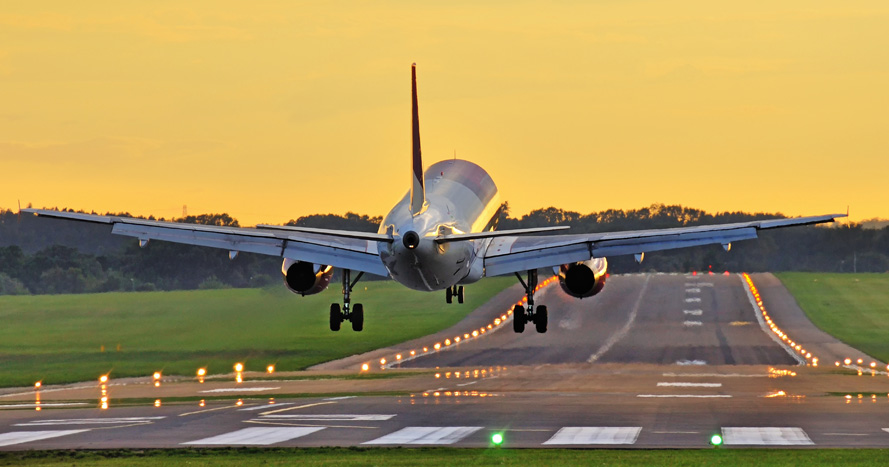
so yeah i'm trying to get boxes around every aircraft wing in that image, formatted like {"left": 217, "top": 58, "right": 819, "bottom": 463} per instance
{"left": 483, "top": 213, "right": 845, "bottom": 277}
{"left": 21, "top": 209, "right": 390, "bottom": 276}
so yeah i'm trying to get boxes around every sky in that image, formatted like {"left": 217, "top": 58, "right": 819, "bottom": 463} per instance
{"left": 2, "top": 1, "right": 887, "bottom": 225}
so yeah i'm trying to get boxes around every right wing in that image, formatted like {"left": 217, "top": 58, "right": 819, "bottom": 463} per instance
{"left": 483, "top": 213, "right": 844, "bottom": 276}
{"left": 21, "top": 209, "right": 391, "bottom": 276}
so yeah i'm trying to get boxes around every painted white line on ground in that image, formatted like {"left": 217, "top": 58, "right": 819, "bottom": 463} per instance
{"left": 0, "top": 403, "right": 89, "bottom": 409}
{"left": 637, "top": 394, "right": 732, "bottom": 398}
{"left": 823, "top": 433, "right": 869, "bottom": 436}
{"left": 0, "top": 430, "right": 89, "bottom": 447}
{"left": 675, "top": 360, "right": 707, "bottom": 366}
{"left": 683, "top": 309, "right": 703, "bottom": 316}
{"left": 662, "top": 372, "right": 767, "bottom": 378}
{"left": 543, "top": 427, "right": 641, "bottom": 445}
{"left": 883, "top": 428, "right": 889, "bottom": 434}
{"left": 652, "top": 430, "right": 700, "bottom": 434}
{"left": 240, "top": 403, "right": 295, "bottom": 411}
{"left": 657, "top": 382, "right": 722, "bottom": 388}
{"left": 259, "top": 401, "right": 337, "bottom": 416}
{"left": 683, "top": 321, "right": 703, "bottom": 327}
{"left": 182, "top": 427, "right": 324, "bottom": 445}
{"left": 16, "top": 417, "right": 164, "bottom": 426}
{"left": 363, "top": 426, "right": 483, "bottom": 445}
{"left": 324, "top": 396, "right": 356, "bottom": 401}
{"left": 722, "top": 427, "right": 813, "bottom": 445}
{"left": 685, "top": 282, "right": 713, "bottom": 287}
{"left": 588, "top": 275, "right": 651, "bottom": 363}
{"left": 684, "top": 298, "right": 701, "bottom": 303}
{"left": 685, "top": 288, "right": 701, "bottom": 293}
{"left": 456, "top": 381, "right": 478, "bottom": 387}
{"left": 199, "top": 387, "right": 280, "bottom": 393}
{"left": 262, "top": 414, "right": 396, "bottom": 421}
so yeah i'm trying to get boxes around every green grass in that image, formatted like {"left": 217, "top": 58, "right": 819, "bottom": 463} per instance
{"left": 775, "top": 272, "right": 889, "bottom": 362}
{"left": 1, "top": 448, "right": 888, "bottom": 466}
{"left": 0, "top": 277, "right": 513, "bottom": 388}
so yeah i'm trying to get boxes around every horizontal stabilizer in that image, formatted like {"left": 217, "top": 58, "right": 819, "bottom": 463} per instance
{"left": 256, "top": 224, "right": 394, "bottom": 242}
{"left": 435, "top": 226, "right": 570, "bottom": 243}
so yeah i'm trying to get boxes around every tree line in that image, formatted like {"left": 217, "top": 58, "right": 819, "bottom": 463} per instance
{"left": 0, "top": 204, "right": 886, "bottom": 295}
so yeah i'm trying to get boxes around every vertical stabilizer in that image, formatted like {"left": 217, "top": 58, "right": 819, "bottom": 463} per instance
{"left": 410, "top": 63, "right": 425, "bottom": 216}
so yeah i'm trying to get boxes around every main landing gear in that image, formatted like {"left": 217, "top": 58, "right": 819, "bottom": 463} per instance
{"left": 445, "top": 285, "right": 465, "bottom": 304}
{"left": 330, "top": 269, "right": 364, "bottom": 332}
{"left": 513, "top": 270, "right": 547, "bottom": 334}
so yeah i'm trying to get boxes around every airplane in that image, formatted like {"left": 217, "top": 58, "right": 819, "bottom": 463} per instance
{"left": 23, "top": 64, "right": 845, "bottom": 334}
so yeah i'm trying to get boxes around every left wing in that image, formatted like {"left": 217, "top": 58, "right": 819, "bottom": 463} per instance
{"left": 21, "top": 209, "right": 390, "bottom": 276}
{"left": 483, "top": 213, "right": 844, "bottom": 276}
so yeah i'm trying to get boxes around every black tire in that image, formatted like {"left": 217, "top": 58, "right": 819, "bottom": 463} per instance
{"left": 446, "top": 287, "right": 452, "bottom": 304}
{"left": 513, "top": 304, "right": 525, "bottom": 333}
{"left": 329, "top": 303, "right": 342, "bottom": 332}
{"left": 535, "top": 305, "right": 548, "bottom": 333}
{"left": 351, "top": 303, "right": 364, "bottom": 332}
{"left": 457, "top": 286, "right": 464, "bottom": 304}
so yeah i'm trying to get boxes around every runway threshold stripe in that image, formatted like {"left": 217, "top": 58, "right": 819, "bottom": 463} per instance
{"left": 182, "top": 427, "right": 324, "bottom": 445}
{"left": 0, "top": 430, "right": 89, "bottom": 447}
{"left": 363, "top": 427, "right": 482, "bottom": 445}
{"left": 722, "top": 427, "right": 813, "bottom": 445}
{"left": 657, "top": 382, "right": 722, "bottom": 388}
{"left": 543, "top": 427, "right": 641, "bottom": 445}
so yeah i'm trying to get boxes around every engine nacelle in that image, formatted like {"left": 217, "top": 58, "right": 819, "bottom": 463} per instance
{"left": 555, "top": 258, "right": 608, "bottom": 299}
{"left": 282, "top": 259, "right": 333, "bottom": 296}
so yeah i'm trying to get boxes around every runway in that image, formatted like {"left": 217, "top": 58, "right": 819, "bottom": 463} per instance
{"left": 2, "top": 273, "right": 889, "bottom": 449}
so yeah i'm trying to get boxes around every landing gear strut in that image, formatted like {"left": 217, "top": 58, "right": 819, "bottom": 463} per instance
{"left": 513, "top": 270, "right": 547, "bottom": 333}
{"left": 445, "top": 285, "right": 464, "bottom": 304}
{"left": 330, "top": 269, "right": 364, "bottom": 332}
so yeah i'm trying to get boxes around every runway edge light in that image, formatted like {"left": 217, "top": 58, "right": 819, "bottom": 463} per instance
{"left": 710, "top": 433, "right": 723, "bottom": 446}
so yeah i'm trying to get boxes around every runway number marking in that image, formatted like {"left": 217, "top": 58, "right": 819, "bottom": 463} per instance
{"left": 363, "top": 426, "right": 482, "bottom": 445}
{"left": 543, "top": 427, "right": 641, "bottom": 445}
{"left": 0, "top": 430, "right": 89, "bottom": 447}
{"left": 657, "top": 382, "right": 722, "bottom": 388}
{"left": 182, "top": 427, "right": 325, "bottom": 445}
{"left": 721, "top": 427, "right": 813, "bottom": 445}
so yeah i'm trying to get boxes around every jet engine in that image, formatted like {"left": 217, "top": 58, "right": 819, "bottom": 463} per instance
{"left": 282, "top": 259, "right": 334, "bottom": 296}
{"left": 555, "top": 258, "right": 608, "bottom": 299}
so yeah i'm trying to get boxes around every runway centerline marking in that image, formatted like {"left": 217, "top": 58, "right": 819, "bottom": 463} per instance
{"left": 199, "top": 387, "right": 280, "bottom": 393}
{"left": 259, "top": 401, "right": 336, "bottom": 416}
{"left": 657, "top": 382, "right": 722, "bottom": 388}
{"left": 588, "top": 275, "right": 651, "bottom": 363}
{"left": 180, "top": 403, "right": 256, "bottom": 417}
{"left": 722, "top": 427, "right": 813, "bottom": 445}
{"left": 662, "top": 372, "right": 767, "bottom": 378}
{"left": 245, "top": 420, "right": 378, "bottom": 429}
{"left": 675, "top": 360, "right": 707, "bottom": 365}
{"left": 683, "top": 321, "right": 703, "bottom": 327}
{"left": 543, "top": 427, "right": 641, "bottom": 445}
{"left": 183, "top": 427, "right": 325, "bottom": 446}
{"left": 685, "top": 288, "right": 701, "bottom": 293}
{"left": 0, "top": 430, "right": 89, "bottom": 447}
{"left": 652, "top": 430, "right": 700, "bottom": 434}
{"left": 684, "top": 298, "right": 701, "bottom": 303}
{"left": 363, "top": 426, "right": 483, "bottom": 445}
{"left": 637, "top": 394, "right": 732, "bottom": 398}
{"left": 683, "top": 309, "right": 703, "bottom": 316}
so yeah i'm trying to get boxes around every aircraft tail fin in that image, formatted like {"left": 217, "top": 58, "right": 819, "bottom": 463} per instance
{"left": 410, "top": 63, "right": 425, "bottom": 216}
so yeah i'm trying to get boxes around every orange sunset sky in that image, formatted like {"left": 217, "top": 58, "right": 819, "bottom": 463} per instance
{"left": 2, "top": 1, "right": 887, "bottom": 226}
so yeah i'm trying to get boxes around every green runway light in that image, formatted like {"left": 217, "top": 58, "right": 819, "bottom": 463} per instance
{"left": 491, "top": 433, "right": 504, "bottom": 445}
{"left": 710, "top": 433, "right": 723, "bottom": 446}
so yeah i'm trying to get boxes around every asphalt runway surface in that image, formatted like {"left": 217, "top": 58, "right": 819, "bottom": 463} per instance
{"left": 2, "top": 273, "right": 889, "bottom": 449}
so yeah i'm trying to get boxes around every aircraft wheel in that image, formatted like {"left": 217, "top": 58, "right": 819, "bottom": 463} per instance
{"left": 351, "top": 303, "right": 364, "bottom": 332}
{"left": 446, "top": 287, "right": 453, "bottom": 304}
{"left": 457, "top": 286, "right": 464, "bottom": 304}
{"left": 329, "top": 303, "right": 342, "bottom": 332}
{"left": 513, "top": 304, "right": 525, "bottom": 333}
{"left": 535, "top": 305, "right": 548, "bottom": 333}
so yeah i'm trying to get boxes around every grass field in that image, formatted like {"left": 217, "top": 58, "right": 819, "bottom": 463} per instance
{"left": 0, "top": 277, "right": 513, "bottom": 388}
{"left": 775, "top": 272, "right": 889, "bottom": 362}
{"left": 2, "top": 447, "right": 889, "bottom": 466}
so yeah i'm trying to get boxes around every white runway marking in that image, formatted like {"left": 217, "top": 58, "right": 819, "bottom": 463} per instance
{"left": 15, "top": 417, "right": 164, "bottom": 426}
{"left": 261, "top": 414, "right": 396, "bottom": 421}
{"left": 588, "top": 275, "right": 651, "bottom": 363}
{"left": 543, "top": 427, "right": 641, "bottom": 445}
{"left": 683, "top": 321, "right": 703, "bottom": 327}
{"left": 324, "top": 396, "right": 356, "bottom": 401}
{"left": 199, "top": 387, "right": 280, "bottom": 393}
{"left": 722, "top": 427, "right": 813, "bottom": 445}
{"left": 683, "top": 309, "right": 703, "bottom": 316}
{"left": 0, "top": 430, "right": 89, "bottom": 447}
{"left": 663, "top": 372, "right": 767, "bottom": 378}
{"left": 363, "top": 426, "right": 482, "bottom": 445}
{"left": 685, "top": 288, "right": 701, "bottom": 293}
{"left": 637, "top": 394, "right": 731, "bottom": 398}
{"left": 0, "top": 403, "right": 89, "bottom": 409}
{"left": 685, "top": 282, "right": 713, "bottom": 287}
{"left": 675, "top": 360, "right": 707, "bottom": 365}
{"left": 182, "top": 427, "right": 324, "bottom": 445}
{"left": 657, "top": 382, "right": 722, "bottom": 388}
{"left": 240, "top": 403, "right": 295, "bottom": 411}
{"left": 684, "top": 298, "right": 701, "bottom": 303}
{"left": 883, "top": 428, "right": 889, "bottom": 434}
